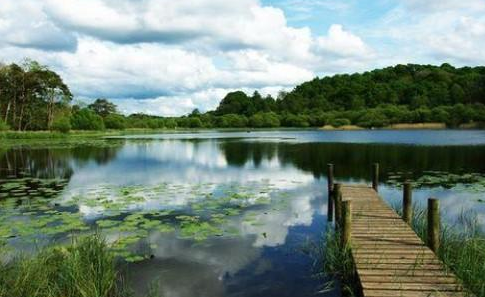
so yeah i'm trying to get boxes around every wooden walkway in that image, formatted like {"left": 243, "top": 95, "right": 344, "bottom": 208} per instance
{"left": 341, "top": 184, "right": 467, "bottom": 297}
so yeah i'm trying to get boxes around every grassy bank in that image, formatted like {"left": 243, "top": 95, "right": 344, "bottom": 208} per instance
{"left": 0, "top": 234, "right": 159, "bottom": 297}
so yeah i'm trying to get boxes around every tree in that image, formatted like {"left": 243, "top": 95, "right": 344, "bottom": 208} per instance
{"left": 71, "top": 108, "right": 105, "bottom": 130}
{"left": 218, "top": 114, "right": 248, "bottom": 127}
{"left": 88, "top": 98, "right": 117, "bottom": 118}
{"left": 249, "top": 112, "right": 280, "bottom": 128}
{"left": 104, "top": 114, "right": 127, "bottom": 130}
{"left": 190, "top": 108, "right": 201, "bottom": 117}
{"left": 216, "top": 91, "right": 252, "bottom": 116}
{"left": 51, "top": 116, "right": 71, "bottom": 133}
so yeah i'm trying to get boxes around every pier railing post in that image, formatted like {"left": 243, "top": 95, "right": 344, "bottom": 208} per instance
{"left": 334, "top": 183, "right": 342, "bottom": 228}
{"left": 342, "top": 200, "right": 352, "bottom": 247}
{"left": 327, "top": 164, "right": 334, "bottom": 222}
{"left": 372, "top": 163, "right": 379, "bottom": 192}
{"left": 427, "top": 198, "right": 440, "bottom": 253}
{"left": 403, "top": 182, "right": 413, "bottom": 224}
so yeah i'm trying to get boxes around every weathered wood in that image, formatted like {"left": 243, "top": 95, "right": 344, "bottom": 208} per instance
{"left": 334, "top": 183, "right": 342, "bottom": 228}
{"left": 340, "top": 185, "right": 467, "bottom": 297}
{"left": 327, "top": 163, "right": 334, "bottom": 222}
{"left": 342, "top": 200, "right": 351, "bottom": 246}
{"left": 428, "top": 198, "right": 440, "bottom": 253}
{"left": 372, "top": 163, "right": 379, "bottom": 192}
{"left": 403, "top": 182, "right": 413, "bottom": 224}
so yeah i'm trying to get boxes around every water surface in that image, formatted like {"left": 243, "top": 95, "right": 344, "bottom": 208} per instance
{"left": 1, "top": 129, "right": 485, "bottom": 297}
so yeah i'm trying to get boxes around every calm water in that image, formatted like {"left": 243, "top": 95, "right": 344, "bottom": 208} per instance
{"left": 1, "top": 129, "right": 485, "bottom": 297}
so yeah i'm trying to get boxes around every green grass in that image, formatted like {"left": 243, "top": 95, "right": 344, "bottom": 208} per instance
{"left": 393, "top": 203, "right": 485, "bottom": 297}
{"left": 0, "top": 234, "right": 161, "bottom": 297}
{"left": 309, "top": 228, "right": 359, "bottom": 297}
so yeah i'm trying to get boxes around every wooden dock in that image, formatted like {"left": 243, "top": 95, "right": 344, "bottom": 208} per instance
{"left": 339, "top": 184, "right": 467, "bottom": 297}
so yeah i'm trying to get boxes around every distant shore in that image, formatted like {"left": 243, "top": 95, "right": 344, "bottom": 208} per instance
{"left": 320, "top": 122, "right": 483, "bottom": 130}
{"left": 1, "top": 123, "right": 483, "bottom": 143}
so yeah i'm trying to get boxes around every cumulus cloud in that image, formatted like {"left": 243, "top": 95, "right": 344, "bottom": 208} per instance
{"left": 0, "top": 0, "right": 77, "bottom": 51}
{"left": 315, "top": 24, "right": 371, "bottom": 58}
{"left": 370, "top": 0, "right": 485, "bottom": 66}
{"left": 0, "top": 0, "right": 380, "bottom": 115}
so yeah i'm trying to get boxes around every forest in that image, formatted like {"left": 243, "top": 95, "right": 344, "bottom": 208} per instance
{"left": 1, "top": 61, "right": 485, "bottom": 132}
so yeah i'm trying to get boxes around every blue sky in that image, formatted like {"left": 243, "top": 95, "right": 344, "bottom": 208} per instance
{"left": 1, "top": 0, "right": 484, "bottom": 116}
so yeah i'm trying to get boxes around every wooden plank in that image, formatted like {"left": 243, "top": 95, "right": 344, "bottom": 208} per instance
{"left": 339, "top": 185, "right": 469, "bottom": 297}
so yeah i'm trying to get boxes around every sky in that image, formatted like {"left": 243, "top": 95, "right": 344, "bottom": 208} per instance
{"left": 1, "top": 0, "right": 484, "bottom": 116}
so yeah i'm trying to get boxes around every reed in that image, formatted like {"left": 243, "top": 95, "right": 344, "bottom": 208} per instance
{"left": 393, "top": 202, "right": 485, "bottom": 297}
{"left": 0, "top": 234, "right": 162, "bottom": 297}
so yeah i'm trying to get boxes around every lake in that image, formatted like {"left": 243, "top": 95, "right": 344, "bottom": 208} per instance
{"left": 1, "top": 129, "right": 485, "bottom": 297}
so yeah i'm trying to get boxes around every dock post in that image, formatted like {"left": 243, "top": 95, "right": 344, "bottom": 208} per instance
{"left": 372, "top": 163, "right": 379, "bottom": 192}
{"left": 342, "top": 200, "right": 352, "bottom": 246}
{"left": 327, "top": 164, "right": 334, "bottom": 222}
{"left": 334, "top": 183, "right": 342, "bottom": 228}
{"left": 403, "top": 182, "right": 413, "bottom": 224}
{"left": 427, "top": 198, "right": 440, "bottom": 253}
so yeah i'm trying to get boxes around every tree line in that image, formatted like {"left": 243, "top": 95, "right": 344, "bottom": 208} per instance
{"left": 1, "top": 60, "right": 485, "bottom": 132}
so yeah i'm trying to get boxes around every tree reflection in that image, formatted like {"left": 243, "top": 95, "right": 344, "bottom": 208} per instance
{"left": 221, "top": 141, "right": 485, "bottom": 180}
{"left": 0, "top": 144, "right": 123, "bottom": 179}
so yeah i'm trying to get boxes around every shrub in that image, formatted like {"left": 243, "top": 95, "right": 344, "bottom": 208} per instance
{"left": 356, "top": 110, "right": 390, "bottom": 128}
{"left": 188, "top": 117, "right": 203, "bottom": 128}
{"left": 104, "top": 114, "right": 127, "bottom": 130}
{"left": 218, "top": 114, "right": 248, "bottom": 128}
{"left": 282, "top": 114, "right": 309, "bottom": 127}
{"left": 51, "top": 117, "right": 71, "bottom": 133}
{"left": 249, "top": 112, "right": 280, "bottom": 128}
{"left": 71, "top": 108, "right": 105, "bottom": 130}
{"left": 0, "top": 120, "right": 9, "bottom": 131}
{"left": 330, "top": 118, "right": 351, "bottom": 127}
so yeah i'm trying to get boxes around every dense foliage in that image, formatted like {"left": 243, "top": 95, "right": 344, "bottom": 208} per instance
{"left": 211, "top": 63, "right": 485, "bottom": 128}
{"left": 2, "top": 60, "right": 485, "bottom": 131}
{"left": 0, "top": 60, "right": 72, "bottom": 131}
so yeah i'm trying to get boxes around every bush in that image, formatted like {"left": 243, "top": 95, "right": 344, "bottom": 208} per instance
{"left": 218, "top": 114, "right": 248, "bottom": 128}
{"left": 188, "top": 117, "right": 203, "bottom": 128}
{"left": 164, "top": 119, "right": 177, "bottom": 129}
{"left": 0, "top": 120, "right": 9, "bottom": 131}
{"left": 104, "top": 114, "right": 127, "bottom": 130}
{"left": 249, "top": 112, "right": 280, "bottom": 128}
{"left": 71, "top": 108, "right": 105, "bottom": 130}
{"left": 356, "top": 110, "right": 390, "bottom": 128}
{"left": 51, "top": 117, "right": 71, "bottom": 133}
{"left": 282, "top": 114, "right": 309, "bottom": 127}
{"left": 330, "top": 118, "right": 351, "bottom": 127}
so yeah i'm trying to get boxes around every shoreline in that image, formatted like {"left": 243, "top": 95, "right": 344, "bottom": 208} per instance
{"left": 320, "top": 122, "right": 484, "bottom": 131}
{"left": 0, "top": 123, "right": 483, "bottom": 142}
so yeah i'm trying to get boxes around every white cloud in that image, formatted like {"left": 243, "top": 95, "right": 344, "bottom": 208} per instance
{"left": 0, "top": 0, "right": 378, "bottom": 115}
{"left": 316, "top": 24, "right": 370, "bottom": 57}
{"left": 369, "top": 0, "right": 485, "bottom": 66}
{"left": 0, "top": 0, "right": 76, "bottom": 51}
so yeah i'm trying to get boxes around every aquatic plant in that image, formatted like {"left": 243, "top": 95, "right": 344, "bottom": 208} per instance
{"left": 0, "top": 178, "right": 293, "bottom": 262}
{"left": 309, "top": 228, "right": 359, "bottom": 297}
{"left": 386, "top": 171, "right": 485, "bottom": 191}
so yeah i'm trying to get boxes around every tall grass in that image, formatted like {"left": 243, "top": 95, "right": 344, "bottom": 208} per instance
{"left": 0, "top": 235, "right": 139, "bottom": 297}
{"left": 393, "top": 202, "right": 485, "bottom": 297}
{"left": 308, "top": 228, "right": 359, "bottom": 297}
